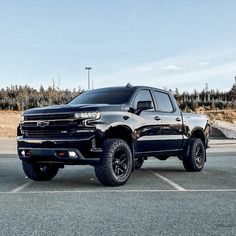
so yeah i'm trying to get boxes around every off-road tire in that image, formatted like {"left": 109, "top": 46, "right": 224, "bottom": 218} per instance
{"left": 183, "top": 138, "right": 206, "bottom": 172}
{"left": 94, "top": 138, "right": 132, "bottom": 186}
{"left": 22, "top": 161, "right": 59, "bottom": 181}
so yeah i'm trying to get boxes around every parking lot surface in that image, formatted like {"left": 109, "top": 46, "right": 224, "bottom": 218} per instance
{"left": 0, "top": 139, "right": 235, "bottom": 235}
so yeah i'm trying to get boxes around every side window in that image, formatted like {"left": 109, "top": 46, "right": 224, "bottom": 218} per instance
{"left": 133, "top": 89, "right": 154, "bottom": 110}
{"left": 154, "top": 91, "right": 173, "bottom": 112}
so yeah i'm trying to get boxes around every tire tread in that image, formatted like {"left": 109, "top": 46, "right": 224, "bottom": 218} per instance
{"left": 183, "top": 138, "right": 206, "bottom": 172}
{"left": 94, "top": 138, "right": 132, "bottom": 186}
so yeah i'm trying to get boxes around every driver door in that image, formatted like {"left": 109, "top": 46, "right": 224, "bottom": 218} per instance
{"left": 133, "top": 89, "right": 164, "bottom": 154}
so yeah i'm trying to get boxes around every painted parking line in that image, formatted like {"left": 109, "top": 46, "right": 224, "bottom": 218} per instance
{"left": 148, "top": 170, "right": 186, "bottom": 191}
{"left": 0, "top": 189, "right": 236, "bottom": 194}
{"left": 11, "top": 181, "right": 32, "bottom": 193}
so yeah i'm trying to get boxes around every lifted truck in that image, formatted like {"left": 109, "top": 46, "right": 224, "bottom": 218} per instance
{"left": 17, "top": 85, "right": 210, "bottom": 186}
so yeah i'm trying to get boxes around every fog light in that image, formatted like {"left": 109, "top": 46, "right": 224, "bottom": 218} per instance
{"left": 25, "top": 150, "right": 32, "bottom": 157}
{"left": 69, "top": 151, "right": 78, "bottom": 158}
{"left": 57, "top": 151, "right": 66, "bottom": 157}
{"left": 21, "top": 150, "right": 32, "bottom": 157}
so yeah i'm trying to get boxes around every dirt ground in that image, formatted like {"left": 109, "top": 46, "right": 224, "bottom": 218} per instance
{"left": 0, "top": 111, "right": 21, "bottom": 138}
{"left": 195, "top": 108, "right": 236, "bottom": 124}
{"left": 0, "top": 109, "right": 235, "bottom": 138}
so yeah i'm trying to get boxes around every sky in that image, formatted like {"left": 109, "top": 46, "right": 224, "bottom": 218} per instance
{"left": 0, "top": 0, "right": 236, "bottom": 92}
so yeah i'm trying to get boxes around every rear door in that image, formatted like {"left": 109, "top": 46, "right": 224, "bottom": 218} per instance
{"left": 152, "top": 90, "right": 183, "bottom": 151}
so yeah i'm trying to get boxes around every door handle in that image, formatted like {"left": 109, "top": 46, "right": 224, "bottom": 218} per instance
{"left": 154, "top": 116, "right": 161, "bottom": 121}
{"left": 176, "top": 117, "right": 181, "bottom": 122}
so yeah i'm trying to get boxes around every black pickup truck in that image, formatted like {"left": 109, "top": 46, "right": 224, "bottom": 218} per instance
{"left": 17, "top": 85, "right": 210, "bottom": 186}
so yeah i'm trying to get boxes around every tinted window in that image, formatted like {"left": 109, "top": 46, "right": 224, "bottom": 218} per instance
{"left": 69, "top": 88, "right": 135, "bottom": 105}
{"left": 154, "top": 91, "right": 173, "bottom": 112}
{"left": 133, "top": 89, "right": 154, "bottom": 110}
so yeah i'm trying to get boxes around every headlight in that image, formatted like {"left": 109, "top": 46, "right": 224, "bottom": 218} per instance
{"left": 74, "top": 111, "right": 101, "bottom": 120}
{"left": 20, "top": 115, "right": 24, "bottom": 122}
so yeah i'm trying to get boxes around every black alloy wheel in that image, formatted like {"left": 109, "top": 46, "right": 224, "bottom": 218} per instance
{"left": 195, "top": 143, "right": 204, "bottom": 169}
{"left": 112, "top": 149, "right": 129, "bottom": 178}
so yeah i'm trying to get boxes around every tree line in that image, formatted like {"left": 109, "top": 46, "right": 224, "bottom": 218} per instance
{"left": 173, "top": 86, "right": 236, "bottom": 111}
{"left": 0, "top": 84, "right": 235, "bottom": 111}
{"left": 0, "top": 85, "right": 83, "bottom": 111}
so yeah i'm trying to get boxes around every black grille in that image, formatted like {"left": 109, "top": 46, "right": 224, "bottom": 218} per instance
{"left": 21, "top": 113, "right": 92, "bottom": 138}
{"left": 22, "top": 120, "right": 83, "bottom": 129}
{"left": 24, "top": 130, "right": 67, "bottom": 138}
{"left": 23, "top": 128, "right": 95, "bottom": 139}
{"left": 24, "top": 113, "right": 75, "bottom": 121}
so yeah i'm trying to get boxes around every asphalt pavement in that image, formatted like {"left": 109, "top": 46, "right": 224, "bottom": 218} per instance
{"left": 0, "top": 139, "right": 235, "bottom": 236}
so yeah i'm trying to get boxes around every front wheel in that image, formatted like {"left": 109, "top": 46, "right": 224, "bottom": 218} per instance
{"left": 182, "top": 138, "right": 206, "bottom": 172}
{"left": 94, "top": 138, "right": 133, "bottom": 186}
{"left": 22, "top": 161, "right": 59, "bottom": 181}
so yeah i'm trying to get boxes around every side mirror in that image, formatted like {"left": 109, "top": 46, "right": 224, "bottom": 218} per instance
{"left": 136, "top": 101, "right": 153, "bottom": 115}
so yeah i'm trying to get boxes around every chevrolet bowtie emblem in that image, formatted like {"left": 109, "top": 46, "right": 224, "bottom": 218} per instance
{"left": 37, "top": 121, "right": 50, "bottom": 127}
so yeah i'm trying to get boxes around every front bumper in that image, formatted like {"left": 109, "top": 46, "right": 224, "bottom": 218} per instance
{"left": 17, "top": 136, "right": 102, "bottom": 165}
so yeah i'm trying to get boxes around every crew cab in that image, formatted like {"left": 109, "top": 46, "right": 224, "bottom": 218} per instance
{"left": 17, "top": 85, "right": 210, "bottom": 186}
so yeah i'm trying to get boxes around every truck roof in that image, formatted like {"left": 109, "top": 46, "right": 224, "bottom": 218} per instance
{"left": 89, "top": 85, "right": 170, "bottom": 94}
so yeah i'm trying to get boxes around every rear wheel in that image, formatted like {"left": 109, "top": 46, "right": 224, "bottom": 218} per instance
{"left": 134, "top": 157, "right": 144, "bottom": 169}
{"left": 22, "top": 161, "right": 59, "bottom": 181}
{"left": 94, "top": 138, "right": 132, "bottom": 186}
{"left": 183, "top": 138, "right": 206, "bottom": 172}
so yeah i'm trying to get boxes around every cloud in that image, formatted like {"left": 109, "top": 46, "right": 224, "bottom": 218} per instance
{"left": 95, "top": 48, "right": 236, "bottom": 92}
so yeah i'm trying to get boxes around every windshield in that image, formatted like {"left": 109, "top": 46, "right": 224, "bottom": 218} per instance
{"left": 68, "top": 87, "right": 135, "bottom": 105}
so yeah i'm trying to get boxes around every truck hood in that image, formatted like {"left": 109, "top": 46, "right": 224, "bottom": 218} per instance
{"left": 23, "top": 104, "right": 126, "bottom": 116}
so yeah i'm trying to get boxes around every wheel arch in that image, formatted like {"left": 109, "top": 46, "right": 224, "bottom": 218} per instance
{"left": 104, "top": 125, "right": 134, "bottom": 148}
{"left": 190, "top": 128, "right": 206, "bottom": 147}
{"left": 104, "top": 125, "right": 135, "bottom": 171}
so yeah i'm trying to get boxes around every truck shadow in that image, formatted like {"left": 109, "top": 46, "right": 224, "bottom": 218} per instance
{"left": 38, "top": 166, "right": 187, "bottom": 188}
